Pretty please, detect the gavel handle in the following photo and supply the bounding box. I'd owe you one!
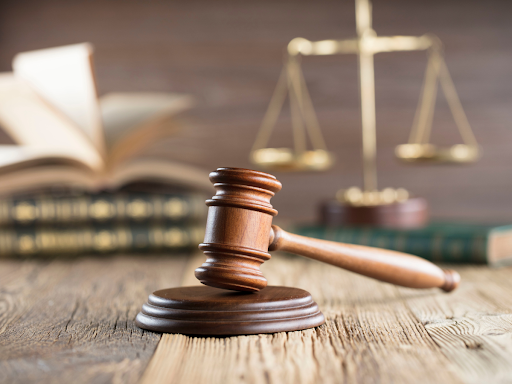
[269,225,460,292]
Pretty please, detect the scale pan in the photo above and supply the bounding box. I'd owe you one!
[250,148,334,171]
[395,144,479,163]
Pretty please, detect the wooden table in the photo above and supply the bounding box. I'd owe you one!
[2,252,512,384]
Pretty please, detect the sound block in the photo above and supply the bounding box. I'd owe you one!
[319,197,428,229]
[135,285,325,336]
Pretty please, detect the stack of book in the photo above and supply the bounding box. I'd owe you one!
[0,43,211,257]
[0,191,207,256]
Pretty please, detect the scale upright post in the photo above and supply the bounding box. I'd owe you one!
[322,0,431,228]
[356,0,378,193]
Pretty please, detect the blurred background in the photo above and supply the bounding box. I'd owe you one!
[0,0,511,223]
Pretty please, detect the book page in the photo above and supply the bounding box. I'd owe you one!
[100,92,194,166]
[12,43,105,154]
[0,73,103,172]
[0,162,97,197]
[108,158,212,192]
[0,146,88,170]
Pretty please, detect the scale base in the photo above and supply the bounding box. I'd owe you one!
[136,285,325,336]
[319,197,428,229]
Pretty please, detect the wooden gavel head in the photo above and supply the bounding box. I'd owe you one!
[195,167,281,292]
[195,167,461,294]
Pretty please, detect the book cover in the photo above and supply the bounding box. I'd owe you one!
[291,223,512,265]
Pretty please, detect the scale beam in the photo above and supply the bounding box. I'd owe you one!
[252,0,477,197]
[286,32,439,191]
[287,35,435,57]
[285,0,441,192]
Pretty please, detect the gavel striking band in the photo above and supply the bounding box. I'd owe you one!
[195,168,460,293]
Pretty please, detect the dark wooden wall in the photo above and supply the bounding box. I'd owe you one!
[1,0,511,223]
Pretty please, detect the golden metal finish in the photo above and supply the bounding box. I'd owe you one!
[250,55,334,171]
[336,187,410,207]
[395,144,479,163]
[251,148,333,172]
[396,47,479,163]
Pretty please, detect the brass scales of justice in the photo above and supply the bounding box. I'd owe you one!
[249,0,479,228]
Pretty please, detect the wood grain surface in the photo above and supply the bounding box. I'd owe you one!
[195,168,281,292]
[0,255,188,384]
[135,285,325,336]
[0,0,511,223]
[2,253,512,383]
[194,167,459,293]
[270,224,460,292]
[141,252,512,384]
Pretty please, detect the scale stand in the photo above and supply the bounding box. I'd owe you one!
[249,0,479,228]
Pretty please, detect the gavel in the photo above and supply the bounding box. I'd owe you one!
[195,168,460,293]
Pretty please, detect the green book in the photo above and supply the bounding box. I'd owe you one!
[0,223,205,257]
[291,223,512,265]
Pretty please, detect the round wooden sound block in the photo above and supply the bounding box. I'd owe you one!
[135,285,325,336]
[319,197,428,229]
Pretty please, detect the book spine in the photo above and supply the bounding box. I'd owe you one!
[0,193,207,226]
[291,226,489,263]
[0,224,205,257]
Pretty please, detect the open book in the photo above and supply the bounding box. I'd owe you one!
[0,43,211,196]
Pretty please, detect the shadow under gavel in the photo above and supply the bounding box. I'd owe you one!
[195,167,460,293]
